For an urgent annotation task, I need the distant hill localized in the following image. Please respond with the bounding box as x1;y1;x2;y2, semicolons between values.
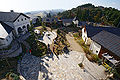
25;9;65;18
58;3;120;28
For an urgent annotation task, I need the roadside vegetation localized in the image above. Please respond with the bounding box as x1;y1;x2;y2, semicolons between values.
0;54;23;80
73;32;100;63
53;29;70;55
27;25;47;57
58;3;120;28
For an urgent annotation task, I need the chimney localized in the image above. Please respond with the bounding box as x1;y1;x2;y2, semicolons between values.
10;10;14;12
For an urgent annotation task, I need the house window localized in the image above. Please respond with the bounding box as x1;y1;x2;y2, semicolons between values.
0;38;4;40
21;19;23;21
25;18;26;20
23;26;26;29
18;19;19;22
96;50;98;53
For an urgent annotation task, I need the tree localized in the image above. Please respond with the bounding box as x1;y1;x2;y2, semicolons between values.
113;16;120;28
47;13;51;18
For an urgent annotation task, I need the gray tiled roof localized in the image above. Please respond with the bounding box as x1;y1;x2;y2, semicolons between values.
0;12;30;22
0;21;13;34
62;19;73;23
86;26;120;37
92;31;120;57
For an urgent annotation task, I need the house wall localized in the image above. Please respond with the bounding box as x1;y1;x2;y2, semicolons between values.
82;27;87;42
13;15;30;36
63;22;71;26
86;38;92;45
90;41;101;55
82;27;92;45
0;32;13;49
73;20;78;25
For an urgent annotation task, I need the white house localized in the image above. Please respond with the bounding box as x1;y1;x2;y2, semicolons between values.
0;11;30;48
82;26;92;45
89;40;101;55
34;29;40;34
0;11;30;37
73;17;87;28
73;17;79;25
81;26;120;45
90;30;120;61
0;22;14;49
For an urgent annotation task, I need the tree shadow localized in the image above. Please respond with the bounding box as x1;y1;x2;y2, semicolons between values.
63;46;70;55
47;49;55;61
20;53;52;80
40;58;52;80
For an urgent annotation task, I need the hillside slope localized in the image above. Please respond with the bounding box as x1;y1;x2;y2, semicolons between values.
58;3;120;28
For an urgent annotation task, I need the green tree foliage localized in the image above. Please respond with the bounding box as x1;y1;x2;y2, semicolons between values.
58;3;120;28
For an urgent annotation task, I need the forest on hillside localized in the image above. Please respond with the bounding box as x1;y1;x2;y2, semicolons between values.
58;3;120;28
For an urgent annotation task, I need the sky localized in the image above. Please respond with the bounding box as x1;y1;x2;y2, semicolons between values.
0;0;120;12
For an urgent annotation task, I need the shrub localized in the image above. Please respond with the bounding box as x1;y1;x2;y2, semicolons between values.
57;29;61;34
90;54;99;62
78;63;84;69
73;33;80;38
6;72;19;80
31;41;47;57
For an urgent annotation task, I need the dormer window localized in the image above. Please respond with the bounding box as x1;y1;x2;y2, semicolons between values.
25;18;26;20
18;19;19;22
21;19;23;21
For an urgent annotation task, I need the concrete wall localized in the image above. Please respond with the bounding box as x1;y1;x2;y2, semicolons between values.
90;41;101;55
0;44;22;58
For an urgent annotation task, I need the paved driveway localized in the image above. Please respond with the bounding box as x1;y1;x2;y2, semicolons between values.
19;32;106;80
20;51;106;80
66;33;84;53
